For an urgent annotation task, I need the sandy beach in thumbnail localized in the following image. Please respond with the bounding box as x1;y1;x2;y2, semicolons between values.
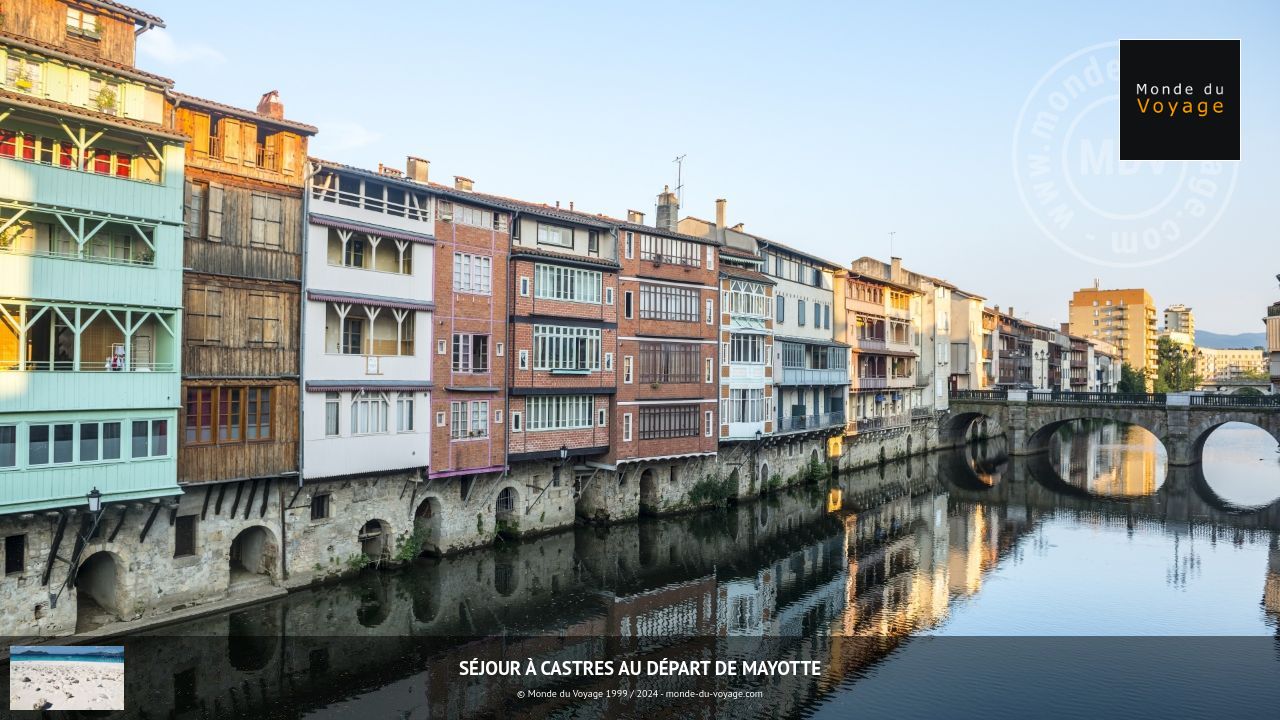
9;659;124;711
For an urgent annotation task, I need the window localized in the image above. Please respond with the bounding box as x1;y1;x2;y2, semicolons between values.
605;287;614;305
129;419;168;458
825;304;832;330
705;410;714;436
518;349;529;370
494;409;503;424
247;293;281;347
185;388;214;445
310;493;330;521
527;395;593;431
250;194;283;248
103;422;121;460
0;426;15;468
623;412;633;442
705;357;714;383
396;393;414;432
173;516;196;558
588;230;599;254
450;401;489;438
340;316;364;355
453;253;492;294
510;412;523;432
519;277;530;296
639;342;700;383
706;298;714;324
624;291;633;319
723;280;768;316
435;411;446;427
776;295;786;323
639;405;700;439
4;534;24;574
640;233;700;267
454;205;494;229
325;392;340;436
729;334;765;364
533;326;600;371
623;355;633;383
342;236;366;268
66;8;99;39
535;264;602;303
604;352;614;371
706;245;715;271
185;180;207;239
723;389;768;423
28;425;49;465
598;408;608;427
537;224;572;248
640;284;698;322
624;232;634;259
186;287;222;344
246;388;272;440
217;387;243;442
782;343;805;368
351;392;389;434
798;300;806;326
452;334;490;373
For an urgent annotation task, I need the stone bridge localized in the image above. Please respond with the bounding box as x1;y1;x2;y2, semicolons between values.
943;390;1280;466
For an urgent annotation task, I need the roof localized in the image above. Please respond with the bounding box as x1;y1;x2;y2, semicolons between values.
719;245;759;260
613;219;721;246
434;184;615;229
509;245;619;270
305;380;431;393
305;289;435;313
0;88;187;142
0;29;173;87
720;266;775;285
309;213;434;245
83;0;165;28
773;335;851;349
841;269;922;296
754;236;843;271
169;92;318;134
309;158;513;213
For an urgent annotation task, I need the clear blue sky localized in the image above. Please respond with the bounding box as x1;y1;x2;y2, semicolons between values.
138;1;1279;333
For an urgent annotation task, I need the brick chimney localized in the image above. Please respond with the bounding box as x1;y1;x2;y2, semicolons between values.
256;90;284;120
406;156;429;183
627;209;645;224
890;256;902;283
715;198;727;229
454;176;473;191
656;185;678;233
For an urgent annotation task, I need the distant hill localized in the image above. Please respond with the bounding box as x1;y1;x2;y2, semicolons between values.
1196;330;1266;349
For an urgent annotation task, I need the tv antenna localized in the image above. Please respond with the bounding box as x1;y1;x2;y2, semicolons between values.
888;231;896;257
673;154;686;206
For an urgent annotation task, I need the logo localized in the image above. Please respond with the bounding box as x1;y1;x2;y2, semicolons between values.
1120;40;1240;160
1013;42;1238;268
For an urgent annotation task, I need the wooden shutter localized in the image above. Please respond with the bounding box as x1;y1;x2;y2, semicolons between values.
241;122;258;166
207;183;224;241
249;193;265;246
220;118;241;162
280;133;298;176
191;112;211;155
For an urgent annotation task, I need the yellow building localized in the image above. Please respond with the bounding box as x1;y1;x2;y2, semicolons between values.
1163;304;1195;345
1197;347;1266;381
1068;284;1158;374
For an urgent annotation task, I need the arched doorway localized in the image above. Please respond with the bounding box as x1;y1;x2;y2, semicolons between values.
359;520;391;564
495;487;518;538
414;497;443;556
759;462;770;488
75;551;122;632
229;526;277;587
639;469;658;515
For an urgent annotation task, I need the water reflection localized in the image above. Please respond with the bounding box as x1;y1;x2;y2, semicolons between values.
1202;422;1280;508
18;425;1280;719
1049;419;1167;497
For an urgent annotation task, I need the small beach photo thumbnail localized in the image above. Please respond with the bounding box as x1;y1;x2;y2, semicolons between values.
9;645;124;711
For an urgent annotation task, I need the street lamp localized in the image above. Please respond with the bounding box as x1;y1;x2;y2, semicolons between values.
49;488;105;610
87;487;102;514
558;445;569;463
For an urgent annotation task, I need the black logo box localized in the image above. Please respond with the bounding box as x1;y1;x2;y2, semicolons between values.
1120;39;1240;160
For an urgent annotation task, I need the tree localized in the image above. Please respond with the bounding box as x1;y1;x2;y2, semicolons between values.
1152;336;1201;393
1117;363;1146;393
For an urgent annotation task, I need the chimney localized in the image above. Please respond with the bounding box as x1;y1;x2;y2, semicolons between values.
406;156;430;183
1009;306;1015;318
715;198;727;228
656;185;679;233
569;201;574;211
890;256;902;283
730;223;744;232
1093;278;1101;290
454;176;473;191
256;90;284;120
627;209;645;224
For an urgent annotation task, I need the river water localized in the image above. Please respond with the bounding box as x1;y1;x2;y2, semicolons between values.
30;421;1280;718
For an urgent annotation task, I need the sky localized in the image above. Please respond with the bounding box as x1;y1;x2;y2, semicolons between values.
136;1;1280;334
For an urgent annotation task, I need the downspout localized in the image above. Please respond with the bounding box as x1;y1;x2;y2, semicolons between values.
502;211;519;485
285;162;317;581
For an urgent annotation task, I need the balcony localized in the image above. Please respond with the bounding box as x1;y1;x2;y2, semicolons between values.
852;376;887;390
727;363;767;381
847;414;910;434
777;412;845;433
0;157;182;222
0;369;180;413
778;366;849;386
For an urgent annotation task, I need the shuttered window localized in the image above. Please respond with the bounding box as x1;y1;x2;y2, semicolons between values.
247;292;281;347
250;193;283;248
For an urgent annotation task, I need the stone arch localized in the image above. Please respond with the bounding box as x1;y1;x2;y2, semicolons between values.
1022;408;1169;458
229;524;278;586
1187;416;1280;467
494;485;520;539
226;606;279;672
75;550;127;632
355;574;390;628
359;519;392;563
414;496;444;555
494;555;519;596
941;411;1002;445
758;461;771;487
639;468;659;515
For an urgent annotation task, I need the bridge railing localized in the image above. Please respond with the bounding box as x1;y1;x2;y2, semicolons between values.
1027;390;1167;405
1189;394;1280;408
950;389;1007;401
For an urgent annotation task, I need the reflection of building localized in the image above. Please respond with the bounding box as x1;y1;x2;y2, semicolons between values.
1069;283;1158;376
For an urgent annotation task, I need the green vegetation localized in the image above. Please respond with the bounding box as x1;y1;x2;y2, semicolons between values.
1117;363;1147;393
1153;337;1201;393
495;517;520;540
687;473;737;507
345;552;372;571
764;473;783;494
802;457;831;483
393;526;429;563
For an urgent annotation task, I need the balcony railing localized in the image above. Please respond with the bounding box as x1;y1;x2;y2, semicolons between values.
777;412;845;433
1190;394;1280;408
847;414;910;434
1;360;176;373
950;389;1008;401
778;366;849;385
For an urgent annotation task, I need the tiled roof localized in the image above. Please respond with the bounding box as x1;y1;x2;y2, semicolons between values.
431;183;615;229
719;245;759;259
612;219;722;246
84;0;166;27
754;236;843;270
720;265;775;284
170;92;318;134
305;380;431;393
0;29;174;86
0;88;187;141
309;214;434;245
509;245;619;269
309;158;513;213
305;289;435;313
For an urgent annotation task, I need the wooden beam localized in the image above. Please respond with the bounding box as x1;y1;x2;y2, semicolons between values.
215;483;227;515
201;485;212;520
243;479;259;520
66;514;91;587
168;505;177;526
138;503;160;543
229;481;244;518
107;506;129;543
286;484;303;510
41;511;68;586
259;479;270;518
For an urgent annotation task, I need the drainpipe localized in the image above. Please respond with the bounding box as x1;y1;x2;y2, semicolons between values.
284;162;318;581
502;211;518;491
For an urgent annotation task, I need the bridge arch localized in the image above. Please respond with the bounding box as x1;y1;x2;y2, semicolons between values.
1187;417;1280;467
1021;406;1171;457
941;410;1005;446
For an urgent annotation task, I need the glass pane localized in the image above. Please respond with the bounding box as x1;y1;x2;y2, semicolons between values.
0;426;15;467
152;420;168;456
102;422;121;460
79;423;99;462
132;420;148;458
53;424;73;463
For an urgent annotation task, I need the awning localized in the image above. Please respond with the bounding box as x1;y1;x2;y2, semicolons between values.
851;348;918;359
306;380;431;393
730;317;769;334
306;289;435;313
309;213;435;245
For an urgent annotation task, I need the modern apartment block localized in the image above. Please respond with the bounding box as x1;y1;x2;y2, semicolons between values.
1068;284;1158;375
171;90;315;594
835;264;922;432
1163;304;1195;345
0;0;185;633
1196;347;1266;381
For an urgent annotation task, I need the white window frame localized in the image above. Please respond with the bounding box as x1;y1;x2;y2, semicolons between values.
453;252;492;294
351;392;390;435
705;410;714;436
622;413;633;442
518;349;529;370
705;357;714;383
511;411;523;432
623;355;633;383
396;393;414;432
533;325;601;372
526;395;594;431
450;400;489;439
535;264;602;304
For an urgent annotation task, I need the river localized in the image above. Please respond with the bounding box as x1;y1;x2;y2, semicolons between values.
21;421;1280;718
